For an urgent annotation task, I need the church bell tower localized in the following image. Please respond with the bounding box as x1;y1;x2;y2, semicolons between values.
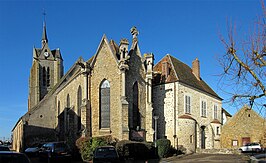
28;21;64;111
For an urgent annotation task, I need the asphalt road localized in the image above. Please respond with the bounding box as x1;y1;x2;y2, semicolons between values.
161;153;250;163
29;153;251;163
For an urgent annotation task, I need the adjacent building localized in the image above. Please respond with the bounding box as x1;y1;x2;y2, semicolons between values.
153;55;223;153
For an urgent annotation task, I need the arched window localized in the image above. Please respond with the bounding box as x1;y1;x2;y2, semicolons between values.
66;94;70;132
67;94;70;108
47;67;50;87
42;67;46;86
100;80;110;129
58;101;61;117
77;86;82;131
133;82;140;130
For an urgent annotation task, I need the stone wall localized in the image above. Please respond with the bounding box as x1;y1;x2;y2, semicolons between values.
178;118;196;153
153;81;222;152
12;119;23;152
56;66;84;147
153;82;177;145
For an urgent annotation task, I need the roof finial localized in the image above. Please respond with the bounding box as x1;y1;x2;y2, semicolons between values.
130;26;139;39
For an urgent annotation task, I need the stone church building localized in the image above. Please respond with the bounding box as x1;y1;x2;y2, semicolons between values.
12;22;223;154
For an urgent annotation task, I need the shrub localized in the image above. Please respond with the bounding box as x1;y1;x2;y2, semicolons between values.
75;135;118;162
116;140;158;160
156;138;171;158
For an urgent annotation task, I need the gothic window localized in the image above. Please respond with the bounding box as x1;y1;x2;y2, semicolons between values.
201;100;207;117
67;94;70;108
213;104;218;119
47;67;50;87
42;67;46;86
185;95;191;114
100;80;110;129
66;94;70;132
77;86;82;131
133;82;140;130
58;101;61;117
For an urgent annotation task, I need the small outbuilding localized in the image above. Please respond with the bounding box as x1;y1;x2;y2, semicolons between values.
220;106;266;149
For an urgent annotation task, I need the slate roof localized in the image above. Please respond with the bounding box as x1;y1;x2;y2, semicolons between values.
34;48;62;59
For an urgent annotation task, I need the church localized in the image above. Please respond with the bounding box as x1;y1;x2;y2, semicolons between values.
12;22;223;154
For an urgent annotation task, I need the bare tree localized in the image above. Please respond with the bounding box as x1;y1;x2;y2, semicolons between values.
219;1;266;109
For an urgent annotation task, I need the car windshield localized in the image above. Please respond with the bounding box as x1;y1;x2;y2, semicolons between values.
0;153;30;163
95;147;118;158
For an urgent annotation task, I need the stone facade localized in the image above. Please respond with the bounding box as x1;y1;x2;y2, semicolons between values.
153;54;223;153
220;106;266;149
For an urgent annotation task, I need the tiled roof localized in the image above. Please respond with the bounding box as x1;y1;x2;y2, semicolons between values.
211;119;221;124
168;55;222;100
178;114;195;120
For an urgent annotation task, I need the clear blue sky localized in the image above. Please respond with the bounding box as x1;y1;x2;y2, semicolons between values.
0;0;264;140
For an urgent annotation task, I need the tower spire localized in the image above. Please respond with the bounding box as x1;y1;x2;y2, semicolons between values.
41;9;48;47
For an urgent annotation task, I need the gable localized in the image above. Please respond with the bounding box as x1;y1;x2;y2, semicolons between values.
153;55;178;84
90;35;118;69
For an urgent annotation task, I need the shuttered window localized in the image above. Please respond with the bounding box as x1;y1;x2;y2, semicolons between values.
201;100;207;117
185;95;191;114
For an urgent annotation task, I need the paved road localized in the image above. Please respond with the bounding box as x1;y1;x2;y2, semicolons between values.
161;153;249;163
29;153;250;163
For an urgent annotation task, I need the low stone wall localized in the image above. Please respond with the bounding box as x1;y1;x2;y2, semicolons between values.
196;148;241;155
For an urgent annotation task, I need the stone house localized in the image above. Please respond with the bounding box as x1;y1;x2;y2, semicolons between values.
12;22;223;153
220;106;266;149
153;55;223;153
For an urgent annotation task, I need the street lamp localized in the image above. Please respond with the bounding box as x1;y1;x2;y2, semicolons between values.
153;115;159;148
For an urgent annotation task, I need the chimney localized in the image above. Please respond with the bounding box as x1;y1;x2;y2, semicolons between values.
192;58;200;80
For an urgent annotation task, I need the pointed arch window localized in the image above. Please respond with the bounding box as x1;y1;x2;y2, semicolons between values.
133;82;140;130
42;67;46;86
65;94;70;132
77;86;82;131
67;94;70;108
100;80;110;129
47;67;50;87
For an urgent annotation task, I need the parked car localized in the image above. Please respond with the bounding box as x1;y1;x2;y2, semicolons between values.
93;146;120;163
0;151;31;163
250;153;266;163
39;142;72;162
0;145;10;151
25;143;44;157
239;142;261;152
